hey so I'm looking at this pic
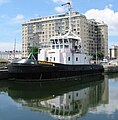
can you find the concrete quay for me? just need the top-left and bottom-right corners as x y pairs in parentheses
(0, 69), (9, 80)
(103, 65), (118, 73)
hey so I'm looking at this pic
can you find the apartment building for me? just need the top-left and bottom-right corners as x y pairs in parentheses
(22, 12), (108, 58)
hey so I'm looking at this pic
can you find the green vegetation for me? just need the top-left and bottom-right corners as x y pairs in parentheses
(92, 51), (104, 60)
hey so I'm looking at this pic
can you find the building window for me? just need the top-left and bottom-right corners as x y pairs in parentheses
(68, 57), (70, 61)
(54, 57), (55, 61)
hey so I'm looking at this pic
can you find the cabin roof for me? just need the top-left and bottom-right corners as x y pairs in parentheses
(50, 31), (81, 41)
(50, 35), (81, 41)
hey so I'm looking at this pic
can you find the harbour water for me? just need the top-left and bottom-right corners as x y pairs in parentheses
(0, 73), (118, 120)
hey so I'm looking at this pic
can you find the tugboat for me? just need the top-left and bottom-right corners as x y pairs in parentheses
(8, 2), (104, 80)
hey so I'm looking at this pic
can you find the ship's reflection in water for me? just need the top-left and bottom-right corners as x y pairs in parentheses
(5, 75), (108, 120)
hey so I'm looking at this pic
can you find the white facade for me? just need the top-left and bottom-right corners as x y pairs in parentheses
(0, 51), (22, 61)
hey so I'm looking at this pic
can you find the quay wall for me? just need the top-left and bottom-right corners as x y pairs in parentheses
(104, 65), (118, 73)
(0, 70), (9, 80)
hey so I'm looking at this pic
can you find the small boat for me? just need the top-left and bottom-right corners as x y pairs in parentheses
(8, 2), (104, 80)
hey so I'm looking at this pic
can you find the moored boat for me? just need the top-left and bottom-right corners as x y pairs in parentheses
(8, 2), (104, 80)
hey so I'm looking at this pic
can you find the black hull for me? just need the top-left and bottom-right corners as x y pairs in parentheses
(8, 62), (104, 81)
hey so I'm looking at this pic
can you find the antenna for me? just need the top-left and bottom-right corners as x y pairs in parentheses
(61, 2), (72, 32)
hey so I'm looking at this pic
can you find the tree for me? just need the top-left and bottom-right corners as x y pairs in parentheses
(92, 51), (104, 60)
(97, 51), (104, 59)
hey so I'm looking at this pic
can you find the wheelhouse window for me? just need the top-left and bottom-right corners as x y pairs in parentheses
(64, 45), (69, 48)
(64, 39), (68, 43)
(60, 45), (63, 49)
(52, 45), (55, 49)
(55, 39), (58, 44)
(59, 39), (63, 44)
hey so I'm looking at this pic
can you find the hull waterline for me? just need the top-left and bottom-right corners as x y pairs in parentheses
(8, 62), (104, 81)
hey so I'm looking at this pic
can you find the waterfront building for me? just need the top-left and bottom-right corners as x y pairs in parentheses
(109, 45), (118, 59)
(22, 12), (108, 58)
(0, 51), (22, 62)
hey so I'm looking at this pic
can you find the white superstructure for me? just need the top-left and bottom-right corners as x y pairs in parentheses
(38, 2), (91, 65)
(38, 32), (91, 64)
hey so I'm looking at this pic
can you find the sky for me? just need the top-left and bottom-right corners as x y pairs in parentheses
(0, 0), (118, 51)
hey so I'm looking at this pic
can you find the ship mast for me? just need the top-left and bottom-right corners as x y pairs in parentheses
(62, 2), (75, 64)
(62, 2), (72, 32)
(13, 39), (16, 59)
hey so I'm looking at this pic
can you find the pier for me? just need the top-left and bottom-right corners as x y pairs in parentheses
(0, 69), (9, 80)
(103, 65), (118, 73)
